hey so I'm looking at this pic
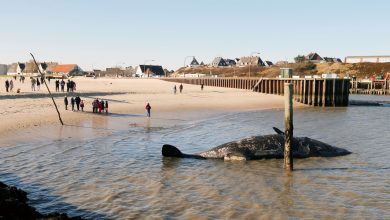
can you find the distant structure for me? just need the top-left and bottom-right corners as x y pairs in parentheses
(0, 64), (7, 75)
(189, 57), (200, 67)
(7, 61), (57, 76)
(48, 64), (83, 78)
(135, 65), (165, 77)
(344, 56), (390, 63)
(323, 57), (343, 63)
(237, 56), (265, 67)
(305, 52), (323, 63)
(211, 57), (228, 67)
(224, 59), (236, 66)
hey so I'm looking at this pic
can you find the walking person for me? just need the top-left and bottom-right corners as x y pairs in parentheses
(179, 84), (183, 93)
(36, 78), (41, 91)
(55, 80), (59, 92)
(60, 79), (65, 92)
(71, 97), (75, 111)
(105, 101), (108, 114)
(145, 103), (151, 117)
(173, 85), (177, 94)
(75, 96), (81, 111)
(98, 99), (102, 113)
(100, 100), (105, 113)
(64, 96), (69, 110)
(92, 99), (97, 113)
(9, 79), (14, 92)
(80, 100), (84, 112)
(201, 83), (204, 91)
(5, 79), (9, 92)
(31, 77), (36, 91)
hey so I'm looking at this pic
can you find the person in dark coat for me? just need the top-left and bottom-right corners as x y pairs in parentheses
(100, 100), (105, 112)
(179, 84), (183, 93)
(64, 96), (69, 110)
(36, 78), (41, 91)
(5, 80), (9, 92)
(60, 80), (65, 92)
(55, 80), (60, 92)
(75, 96), (81, 111)
(71, 97), (75, 111)
(145, 103), (151, 117)
(105, 101), (108, 114)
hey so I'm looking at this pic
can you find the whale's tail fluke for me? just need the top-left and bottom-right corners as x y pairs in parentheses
(162, 144), (184, 157)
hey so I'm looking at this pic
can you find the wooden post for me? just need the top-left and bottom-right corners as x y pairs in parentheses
(284, 83), (293, 171)
(30, 53), (64, 125)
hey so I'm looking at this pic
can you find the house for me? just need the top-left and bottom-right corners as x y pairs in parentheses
(305, 52), (323, 63)
(135, 65), (165, 77)
(7, 62), (25, 75)
(237, 56), (265, 67)
(0, 64), (7, 75)
(323, 57), (342, 63)
(265, 61), (274, 66)
(189, 57), (200, 67)
(344, 55), (390, 63)
(48, 64), (83, 77)
(224, 59), (236, 66)
(211, 57), (227, 67)
(7, 61), (57, 76)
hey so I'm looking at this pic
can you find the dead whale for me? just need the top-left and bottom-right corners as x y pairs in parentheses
(162, 128), (351, 160)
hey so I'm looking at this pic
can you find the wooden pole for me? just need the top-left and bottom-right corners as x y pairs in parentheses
(284, 83), (293, 171)
(30, 53), (64, 125)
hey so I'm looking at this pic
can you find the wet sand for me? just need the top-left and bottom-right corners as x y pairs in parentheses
(0, 77), (304, 137)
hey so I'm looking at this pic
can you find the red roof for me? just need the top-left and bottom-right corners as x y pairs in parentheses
(51, 64), (77, 73)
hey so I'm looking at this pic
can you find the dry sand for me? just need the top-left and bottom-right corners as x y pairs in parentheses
(0, 77), (304, 136)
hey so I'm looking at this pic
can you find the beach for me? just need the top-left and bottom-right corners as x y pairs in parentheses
(0, 77), (302, 136)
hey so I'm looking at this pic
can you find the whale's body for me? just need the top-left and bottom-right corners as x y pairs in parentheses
(162, 130), (351, 160)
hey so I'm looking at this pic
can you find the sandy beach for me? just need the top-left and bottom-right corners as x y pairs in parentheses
(0, 77), (304, 136)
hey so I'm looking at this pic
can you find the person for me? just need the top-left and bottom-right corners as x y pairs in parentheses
(5, 80), (9, 92)
(9, 79), (13, 92)
(80, 100), (84, 111)
(92, 99), (97, 113)
(201, 83), (204, 91)
(31, 78), (36, 91)
(75, 96), (81, 111)
(97, 99), (102, 113)
(66, 80), (70, 92)
(145, 103), (151, 117)
(55, 80), (60, 92)
(105, 101), (108, 114)
(179, 84), (183, 93)
(72, 81), (76, 91)
(100, 100), (105, 113)
(60, 79), (65, 92)
(36, 78), (41, 91)
(173, 85), (177, 94)
(64, 96), (69, 110)
(71, 97), (75, 111)
(48, 77), (51, 84)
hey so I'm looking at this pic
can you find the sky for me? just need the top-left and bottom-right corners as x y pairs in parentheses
(0, 0), (389, 70)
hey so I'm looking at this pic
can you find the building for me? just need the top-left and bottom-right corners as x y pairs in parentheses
(323, 57), (343, 63)
(344, 56), (390, 63)
(7, 63), (25, 75)
(224, 59), (236, 66)
(189, 57), (200, 67)
(305, 52), (323, 63)
(48, 64), (83, 77)
(135, 65), (165, 77)
(0, 64), (7, 75)
(237, 56), (265, 67)
(211, 57), (228, 67)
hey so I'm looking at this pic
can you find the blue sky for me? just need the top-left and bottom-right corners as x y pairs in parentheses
(0, 0), (389, 70)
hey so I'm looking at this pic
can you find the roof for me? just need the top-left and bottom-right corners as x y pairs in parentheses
(139, 65), (165, 76)
(190, 57), (199, 66)
(238, 56), (265, 66)
(50, 64), (78, 73)
(305, 53), (323, 61)
(211, 57), (227, 66)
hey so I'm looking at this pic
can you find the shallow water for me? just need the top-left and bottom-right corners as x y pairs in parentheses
(0, 95), (389, 219)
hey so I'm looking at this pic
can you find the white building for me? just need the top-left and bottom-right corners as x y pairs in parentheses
(345, 56), (390, 63)
(0, 64), (7, 75)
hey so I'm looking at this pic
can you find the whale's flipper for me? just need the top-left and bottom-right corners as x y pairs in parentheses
(273, 127), (285, 135)
(162, 144), (183, 157)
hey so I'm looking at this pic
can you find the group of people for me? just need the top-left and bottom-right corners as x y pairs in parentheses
(64, 96), (85, 112)
(54, 79), (66, 92)
(30, 77), (42, 91)
(4, 79), (14, 92)
(173, 83), (184, 94)
(92, 99), (109, 114)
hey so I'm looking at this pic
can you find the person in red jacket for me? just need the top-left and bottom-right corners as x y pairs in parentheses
(145, 103), (151, 117)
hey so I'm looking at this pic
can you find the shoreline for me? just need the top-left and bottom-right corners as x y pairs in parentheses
(0, 77), (305, 140)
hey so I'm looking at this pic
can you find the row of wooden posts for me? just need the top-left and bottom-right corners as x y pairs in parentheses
(350, 79), (390, 95)
(163, 77), (350, 107)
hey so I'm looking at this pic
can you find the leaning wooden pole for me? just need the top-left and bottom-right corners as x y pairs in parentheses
(284, 83), (293, 171)
(30, 53), (64, 125)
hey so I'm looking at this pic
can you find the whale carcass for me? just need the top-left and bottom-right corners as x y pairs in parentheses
(162, 128), (351, 160)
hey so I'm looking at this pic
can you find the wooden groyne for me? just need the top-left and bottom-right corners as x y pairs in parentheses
(162, 77), (350, 107)
(350, 79), (390, 95)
